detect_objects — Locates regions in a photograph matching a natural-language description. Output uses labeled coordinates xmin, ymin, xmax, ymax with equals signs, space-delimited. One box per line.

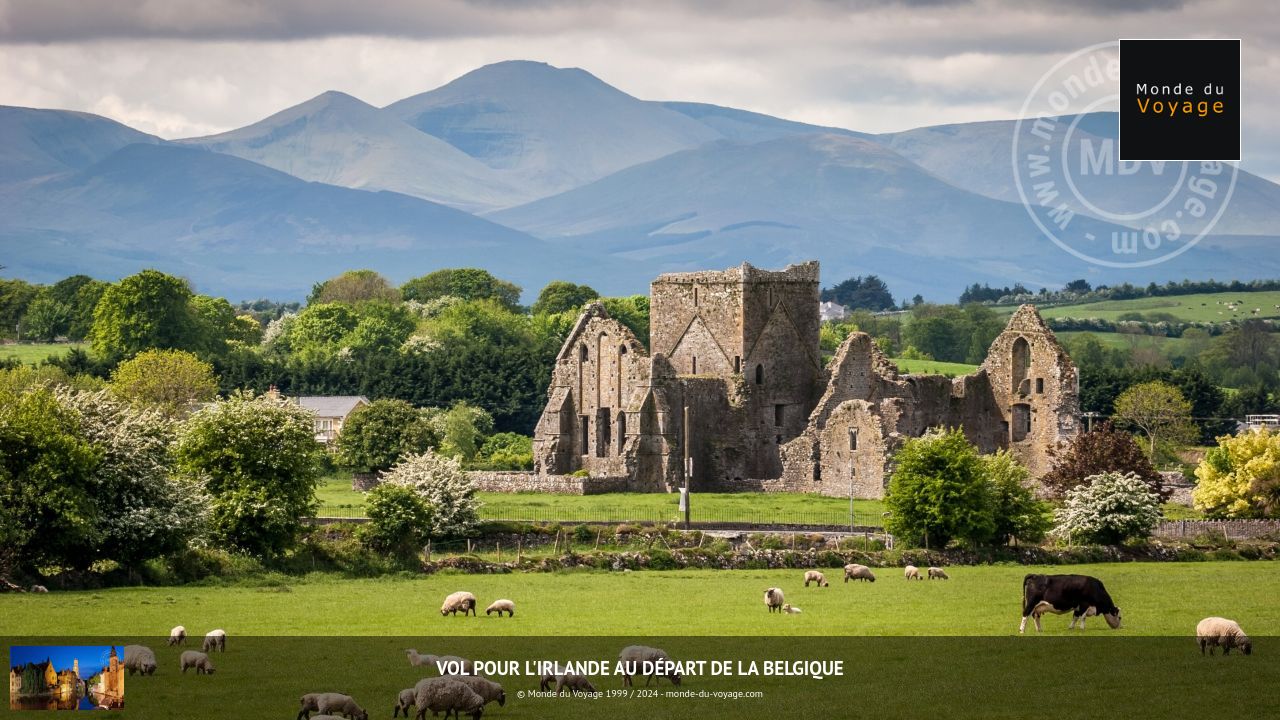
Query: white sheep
xmin=441 ymin=591 xmax=478 ymax=617
xmin=618 ymin=645 xmax=682 ymax=687
xmin=928 ymin=567 xmax=949 ymax=580
xmin=406 ymin=650 xmax=474 ymax=675
xmin=485 ymin=599 xmax=515 ymax=617
xmin=168 ymin=625 xmax=186 ymax=646
xmin=803 ymin=571 xmax=829 ymax=587
xmin=393 ymin=688 xmax=416 ymax=718
xmin=764 ymin=587 xmax=785 ymax=613
xmin=179 ymin=651 xmax=215 ymax=675
xmin=843 ymin=564 xmax=876 ymax=583
xmin=555 ymin=674 xmax=597 ymax=696
xmin=297 ymin=692 xmax=369 ymax=720
xmin=904 ymin=565 xmax=923 ymax=581
xmin=1196 ymin=617 xmax=1253 ymax=656
xmin=782 ymin=604 xmax=802 ymax=614
xmin=122 ymin=645 xmax=157 ymax=676
xmin=447 ymin=675 xmax=506 ymax=707
xmin=413 ymin=678 xmax=486 ymax=720
xmin=30 ymin=585 xmax=48 ymax=593
xmin=539 ymin=662 xmax=568 ymax=691
xmin=202 ymin=629 xmax=226 ymax=653
xmin=406 ymin=649 xmax=438 ymax=667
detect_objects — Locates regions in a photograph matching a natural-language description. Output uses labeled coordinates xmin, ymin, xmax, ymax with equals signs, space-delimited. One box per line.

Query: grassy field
xmin=1010 ymin=291 xmax=1280 ymax=323
xmin=6 ymin=564 xmax=1274 ymax=719
xmin=0 ymin=341 xmax=85 ymax=364
xmin=889 ymin=357 xmax=979 ymax=376
xmin=1057 ymin=330 xmax=1193 ymax=354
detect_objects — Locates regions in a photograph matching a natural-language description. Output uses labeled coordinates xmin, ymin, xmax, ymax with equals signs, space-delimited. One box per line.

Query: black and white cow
xmin=1020 ymin=574 xmax=1122 ymax=633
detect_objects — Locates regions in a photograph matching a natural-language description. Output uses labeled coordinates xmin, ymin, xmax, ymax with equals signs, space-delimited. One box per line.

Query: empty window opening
xmin=1036 ymin=378 xmax=1044 ymax=394
xmin=1011 ymin=404 xmax=1031 ymax=442
xmin=755 ymin=364 xmax=764 ymax=385
xmin=579 ymin=415 xmax=590 ymax=455
xmin=776 ymin=435 xmax=783 ymax=444
xmin=692 ymin=355 xmax=698 ymax=374
xmin=579 ymin=344 xmax=589 ymax=362
xmin=1011 ymin=337 xmax=1030 ymax=393
xmin=849 ymin=428 xmax=858 ymax=451
xmin=617 ymin=412 xmax=627 ymax=452
xmin=774 ymin=404 xmax=785 ymax=426
xmin=734 ymin=356 xmax=741 ymax=373
xmin=598 ymin=408 xmax=611 ymax=457
xmin=693 ymin=285 xmax=699 ymax=306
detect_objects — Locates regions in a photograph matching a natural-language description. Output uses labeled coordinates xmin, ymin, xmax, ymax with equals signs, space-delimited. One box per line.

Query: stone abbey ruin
xmin=531 ymin=262 xmax=1079 ymax=498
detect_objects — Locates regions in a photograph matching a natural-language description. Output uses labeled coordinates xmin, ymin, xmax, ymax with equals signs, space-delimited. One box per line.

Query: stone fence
xmin=464 ymin=471 xmax=629 ymax=495
xmin=1154 ymin=519 xmax=1280 ymax=540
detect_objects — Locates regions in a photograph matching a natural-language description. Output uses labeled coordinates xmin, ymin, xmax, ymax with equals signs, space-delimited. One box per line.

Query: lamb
xmin=782 ymin=604 xmax=802 ymax=614
xmin=843 ymin=564 xmax=876 ymax=583
xmin=928 ymin=567 xmax=950 ymax=580
xmin=803 ymin=571 xmax=829 ymax=587
xmin=904 ymin=565 xmax=923 ymax=581
xmin=441 ymin=591 xmax=478 ymax=617
xmin=393 ymin=688 xmax=417 ymax=718
xmin=122 ymin=645 xmax=157 ymax=676
xmin=179 ymin=651 xmax=215 ymax=675
xmin=447 ymin=675 xmax=506 ymax=707
xmin=202 ymin=628 xmax=226 ymax=653
xmin=406 ymin=649 xmax=438 ymax=667
xmin=618 ymin=645 xmax=682 ymax=687
xmin=555 ymin=674 xmax=597 ymax=696
xmin=1196 ymin=617 xmax=1253 ymax=656
xmin=297 ymin=692 xmax=369 ymax=720
xmin=168 ymin=625 xmax=186 ymax=646
xmin=539 ymin=662 xmax=568 ymax=691
xmin=413 ymin=678 xmax=486 ymax=720
xmin=764 ymin=587 xmax=785 ymax=612
xmin=406 ymin=650 xmax=475 ymax=675
xmin=485 ymin=599 xmax=515 ymax=617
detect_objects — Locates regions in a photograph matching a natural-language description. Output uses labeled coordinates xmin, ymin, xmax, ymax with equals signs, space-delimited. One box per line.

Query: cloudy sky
xmin=2 ymin=0 xmax=1276 ymax=178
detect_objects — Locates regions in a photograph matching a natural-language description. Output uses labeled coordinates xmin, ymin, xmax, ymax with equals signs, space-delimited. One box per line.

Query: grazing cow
xmin=1020 ymin=574 xmax=1121 ymax=633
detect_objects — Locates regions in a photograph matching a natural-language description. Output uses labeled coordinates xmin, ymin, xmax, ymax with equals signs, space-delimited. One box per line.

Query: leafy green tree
xmin=982 ymin=450 xmax=1051 ymax=544
xmin=821 ymin=275 xmax=895 ymax=311
xmin=286 ymin=303 xmax=358 ymax=354
xmin=335 ymin=399 xmax=438 ymax=473
xmin=401 ymin=268 xmax=522 ymax=311
xmin=174 ymin=391 xmax=321 ymax=557
xmin=1053 ymin=472 xmax=1161 ymax=544
xmin=360 ymin=483 xmax=433 ymax=559
xmin=21 ymin=293 xmax=72 ymax=342
xmin=378 ymin=451 xmax=480 ymax=538
xmin=532 ymin=281 xmax=600 ymax=315
xmin=600 ymin=295 xmax=651 ymax=348
xmin=884 ymin=429 xmax=995 ymax=547
xmin=90 ymin=269 xmax=197 ymax=359
xmin=342 ymin=303 xmax=416 ymax=357
xmin=474 ymin=432 xmax=534 ymax=470
xmin=429 ymin=401 xmax=495 ymax=463
xmin=1114 ymin=381 xmax=1198 ymax=458
xmin=1041 ymin=422 xmax=1163 ymax=498
xmin=1193 ymin=429 xmax=1280 ymax=518
xmin=188 ymin=295 xmax=242 ymax=357
xmin=309 ymin=269 xmax=400 ymax=305
xmin=0 ymin=278 xmax=38 ymax=341
xmin=109 ymin=349 xmax=218 ymax=417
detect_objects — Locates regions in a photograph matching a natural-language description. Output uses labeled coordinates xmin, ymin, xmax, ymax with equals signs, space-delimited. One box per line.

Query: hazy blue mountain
xmin=181 ymin=91 xmax=530 ymax=212
xmin=491 ymin=132 xmax=1280 ymax=300
xmin=385 ymin=60 xmax=720 ymax=198
xmin=0 ymin=142 xmax=618 ymax=299
xmin=876 ymin=112 xmax=1280 ymax=236
xmin=658 ymin=101 xmax=867 ymax=143
xmin=0 ymin=106 xmax=160 ymax=184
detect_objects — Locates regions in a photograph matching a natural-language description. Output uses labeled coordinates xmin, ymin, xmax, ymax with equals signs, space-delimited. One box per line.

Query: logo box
xmin=1120 ymin=39 xmax=1240 ymax=161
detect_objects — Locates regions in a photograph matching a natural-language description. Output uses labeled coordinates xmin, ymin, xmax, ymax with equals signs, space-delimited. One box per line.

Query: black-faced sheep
xmin=1197 ymin=617 xmax=1252 ymax=656
xmin=844 ymin=564 xmax=876 ymax=582
xmin=393 ymin=688 xmax=416 ymax=718
xmin=764 ymin=587 xmax=785 ymax=613
xmin=618 ymin=645 xmax=682 ymax=687
xmin=441 ymin=591 xmax=478 ymax=617
xmin=168 ymin=625 xmax=186 ymax=646
xmin=202 ymin=629 xmax=226 ymax=653
xmin=179 ymin=651 xmax=215 ymax=675
xmin=803 ymin=571 xmax=829 ymax=587
xmin=297 ymin=692 xmax=369 ymax=720
xmin=904 ymin=565 xmax=923 ymax=581
xmin=413 ymin=678 xmax=485 ymax=720
xmin=928 ymin=567 xmax=949 ymax=580
xmin=485 ymin=599 xmax=515 ymax=617
xmin=123 ymin=645 xmax=157 ymax=676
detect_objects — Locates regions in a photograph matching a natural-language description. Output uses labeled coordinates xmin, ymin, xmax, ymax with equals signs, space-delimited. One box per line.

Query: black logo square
xmin=1120 ymin=39 xmax=1240 ymax=161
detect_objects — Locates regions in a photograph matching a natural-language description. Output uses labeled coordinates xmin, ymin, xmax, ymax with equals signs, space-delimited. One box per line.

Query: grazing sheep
xmin=297 ymin=692 xmax=369 ymax=720
xmin=406 ymin=650 xmax=475 ymax=675
xmin=618 ymin=645 xmax=682 ymax=687
xmin=447 ymin=675 xmax=506 ymax=707
xmin=803 ymin=571 xmax=829 ymax=587
xmin=764 ymin=587 xmax=785 ymax=613
xmin=30 ymin=585 xmax=48 ymax=593
xmin=406 ymin=649 xmax=438 ymax=667
xmin=1196 ymin=617 xmax=1253 ymax=656
xmin=202 ymin=629 xmax=226 ymax=653
xmin=393 ymin=688 xmax=417 ymax=718
xmin=904 ymin=565 xmax=923 ymax=581
xmin=122 ymin=645 xmax=157 ymax=676
xmin=168 ymin=625 xmax=186 ymax=646
xmin=179 ymin=651 xmax=215 ymax=675
xmin=485 ymin=599 xmax=515 ymax=617
xmin=555 ymin=674 xmax=597 ymax=696
xmin=539 ymin=663 xmax=568 ymax=691
xmin=843 ymin=564 xmax=876 ymax=583
xmin=413 ymin=678 xmax=485 ymax=720
xmin=782 ymin=604 xmax=802 ymax=614
xmin=928 ymin=567 xmax=949 ymax=580
xmin=441 ymin=591 xmax=478 ymax=617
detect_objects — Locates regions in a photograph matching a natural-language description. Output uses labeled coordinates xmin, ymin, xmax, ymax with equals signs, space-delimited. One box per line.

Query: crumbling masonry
xmin=532 ymin=262 xmax=1079 ymax=497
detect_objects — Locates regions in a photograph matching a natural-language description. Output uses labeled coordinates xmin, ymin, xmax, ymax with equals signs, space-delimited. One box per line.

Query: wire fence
xmin=312 ymin=504 xmax=887 ymax=530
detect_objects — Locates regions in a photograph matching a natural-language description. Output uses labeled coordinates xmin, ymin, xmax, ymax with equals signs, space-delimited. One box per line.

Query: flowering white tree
xmin=380 ymin=451 xmax=481 ymax=538
xmin=1053 ymin=471 xmax=1162 ymax=545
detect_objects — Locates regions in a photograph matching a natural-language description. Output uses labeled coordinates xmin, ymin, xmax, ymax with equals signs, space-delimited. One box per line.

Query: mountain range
xmin=2 ymin=59 xmax=1277 ymax=301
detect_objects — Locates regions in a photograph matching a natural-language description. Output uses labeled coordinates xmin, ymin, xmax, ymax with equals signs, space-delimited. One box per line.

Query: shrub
xmin=334 ymin=398 xmax=437 ymax=473
xmin=1193 ymin=429 xmax=1280 ymax=518
xmin=473 ymin=432 xmax=534 ymax=470
xmin=885 ymin=429 xmax=994 ymax=547
xmin=379 ymin=451 xmax=481 ymax=538
xmin=1042 ymin=422 xmax=1164 ymax=498
xmin=983 ymin=450 xmax=1051 ymax=545
xmin=1053 ymin=472 xmax=1162 ymax=545
xmin=360 ymin=484 xmax=433 ymax=559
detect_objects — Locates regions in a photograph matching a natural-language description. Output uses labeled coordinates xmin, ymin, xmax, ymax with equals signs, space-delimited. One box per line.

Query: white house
xmin=294 ymin=396 xmax=369 ymax=443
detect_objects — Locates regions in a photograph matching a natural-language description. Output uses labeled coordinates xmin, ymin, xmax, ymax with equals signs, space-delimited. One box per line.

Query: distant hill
xmin=0 ymin=106 xmax=160 ymax=184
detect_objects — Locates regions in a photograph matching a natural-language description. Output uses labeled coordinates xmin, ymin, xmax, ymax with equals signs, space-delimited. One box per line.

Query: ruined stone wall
xmin=467 ymin=471 xmax=629 ymax=495
xmin=651 ymin=267 xmax=747 ymax=369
